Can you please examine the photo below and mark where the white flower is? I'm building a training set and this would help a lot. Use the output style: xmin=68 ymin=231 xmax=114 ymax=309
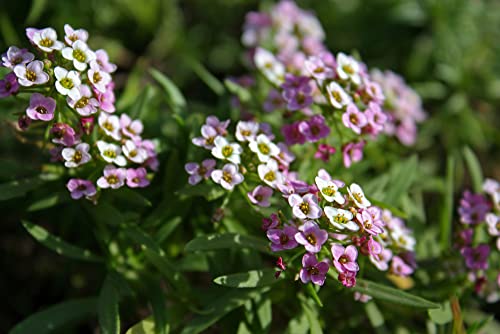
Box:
xmin=61 ymin=143 xmax=91 ymax=168
xmin=54 ymin=67 xmax=81 ymax=100
xmin=486 ymin=213 xmax=500 ymax=236
xmin=347 ymin=183 xmax=371 ymax=208
xmin=324 ymin=207 xmax=359 ymax=231
xmin=211 ymin=136 xmax=242 ymax=164
xmin=62 ymin=40 xmax=96 ymax=71
xmin=315 ymin=176 xmax=345 ymax=204
xmin=326 ymin=82 xmax=351 ymax=109
xmin=98 ymin=113 xmax=121 ymax=140
xmin=32 ymin=28 xmax=64 ymax=52
xmin=235 ymin=121 xmax=259 ymax=142
xmin=249 ymin=134 xmax=280 ymax=163
xmin=97 ymin=141 xmax=127 ymax=166
xmin=390 ymin=228 xmax=416 ymax=251
xmin=64 ymin=24 xmax=88 ymax=46
xmin=122 ymin=140 xmax=148 ymax=164
xmin=254 ymin=47 xmax=285 ymax=85
xmin=88 ymin=61 xmax=112 ymax=93
xmin=336 ymin=53 xmax=361 ymax=85
xmin=258 ymin=159 xmax=284 ymax=188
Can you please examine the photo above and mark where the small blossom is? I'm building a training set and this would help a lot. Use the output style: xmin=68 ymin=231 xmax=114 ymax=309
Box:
xmin=88 ymin=61 xmax=111 ymax=93
xmin=98 ymin=113 xmax=121 ymax=140
xmin=97 ymin=165 xmax=126 ymax=189
xmin=390 ymin=256 xmax=414 ymax=276
xmin=357 ymin=210 xmax=384 ymax=235
xmin=348 ymin=183 xmax=371 ymax=208
xmin=299 ymin=253 xmax=329 ymax=286
xmin=276 ymin=142 xmax=295 ymax=167
xmin=122 ymin=140 xmax=148 ymax=164
xmin=126 ymin=168 xmax=150 ymax=188
xmin=354 ymin=292 xmax=372 ymax=303
xmin=0 ymin=72 xmax=19 ymax=98
xmin=211 ymin=136 xmax=243 ymax=164
xmin=315 ymin=176 xmax=345 ymax=204
xmin=192 ymin=125 xmax=218 ymax=149
xmin=64 ymin=24 xmax=89 ymax=46
xmin=235 ymin=121 xmax=259 ymax=142
xmin=32 ymin=28 xmax=64 ymax=52
xmin=262 ymin=213 xmax=280 ymax=230
xmin=97 ymin=141 xmax=127 ymax=166
xmin=342 ymin=104 xmax=367 ymax=134
xmin=288 ymin=193 xmax=322 ymax=220
xmin=25 ymin=93 xmax=55 ymax=121
xmin=458 ymin=191 xmax=490 ymax=225
xmin=54 ymin=66 xmax=82 ymax=100
xmin=305 ymin=55 xmax=335 ymax=82
xmin=365 ymin=102 xmax=387 ymax=134
xmin=93 ymin=49 xmax=117 ymax=73
xmin=360 ymin=236 xmax=382 ymax=256
xmin=14 ymin=60 xmax=49 ymax=86
xmin=263 ymin=89 xmax=285 ymax=112
xmin=486 ymin=213 xmax=500 ymax=236
xmin=342 ymin=141 xmax=365 ymax=168
xmin=66 ymin=179 xmax=96 ymax=200
xmin=67 ymin=85 xmax=99 ymax=116
xmin=1 ymin=46 xmax=34 ymax=68
xmin=267 ymin=225 xmax=299 ymax=251
xmin=254 ymin=47 xmax=285 ymax=85
xmin=248 ymin=185 xmax=273 ymax=207
xmin=461 ymin=244 xmax=490 ymax=270
xmin=336 ymin=52 xmax=361 ymax=85
xmin=62 ymin=40 xmax=96 ymax=71
xmin=17 ymin=115 xmax=31 ymax=131
xmin=298 ymin=115 xmax=330 ymax=142
xmin=249 ymin=134 xmax=280 ymax=162
xmin=332 ymin=244 xmax=359 ymax=273
xmin=295 ymin=221 xmax=328 ymax=253
xmin=96 ymin=86 xmax=115 ymax=113
xmin=185 ymin=159 xmax=216 ymax=185
xmin=370 ymin=248 xmax=393 ymax=271
xmin=80 ymin=116 xmax=94 ymax=135
xmin=51 ymin=123 xmax=77 ymax=146
xmin=325 ymin=207 xmax=359 ymax=231
xmin=326 ymin=82 xmax=351 ymax=109
xmin=62 ymin=143 xmax=91 ymax=168
xmin=483 ymin=178 xmax=500 ymax=196
xmin=338 ymin=270 xmax=357 ymax=288
xmin=211 ymin=163 xmax=244 ymax=190
xmin=281 ymin=122 xmax=306 ymax=145
xmin=206 ymin=116 xmax=230 ymax=136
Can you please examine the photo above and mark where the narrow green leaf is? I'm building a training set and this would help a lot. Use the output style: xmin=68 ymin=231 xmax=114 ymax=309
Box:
xmin=300 ymin=298 xmax=323 ymax=334
xmin=146 ymin=280 xmax=169 ymax=334
xmin=98 ymin=273 xmax=121 ymax=334
xmin=25 ymin=0 xmax=48 ymax=24
xmin=187 ymin=59 xmax=225 ymax=96
xmin=126 ymin=317 xmax=155 ymax=334
xmin=22 ymin=221 xmax=102 ymax=262
xmin=10 ymin=298 xmax=97 ymax=334
xmin=112 ymin=187 xmax=152 ymax=208
xmin=463 ymin=146 xmax=483 ymax=193
xmin=185 ymin=233 xmax=270 ymax=253
xmin=0 ymin=176 xmax=44 ymax=201
xmin=128 ymin=85 xmax=156 ymax=120
xmin=224 ymin=79 xmax=251 ymax=103
xmin=255 ymin=297 xmax=272 ymax=332
xmin=365 ymin=301 xmax=386 ymax=330
xmin=177 ymin=183 xmax=225 ymax=201
xmin=150 ymin=68 xmax=186 ymax=110
xmin=428 ymin=301 xmax=452 ymax=325
xmin=155 ymin=216 xmax=182 ymax=243
xmin=351 ymin=278 xmax=439 ymax=309
xmin=305 ymin=283 xmax=323 ymax=308
xmin=440 ymin=155 xmax=455 ymax=252
xmin=383 ymin=155 xmax=418 ymax=205
xmin=214 ymin=269 xmax=278 ymax=288
xmin=27 ymin=192 xmax=68 ymax=212
xmin=367 ymin=197 xmax=408 ymax=219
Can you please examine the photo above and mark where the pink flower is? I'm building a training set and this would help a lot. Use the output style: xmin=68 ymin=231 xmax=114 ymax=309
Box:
xmin=97 ymin=165 xmax=126 ymax=189
xmin=206 ymin=116 xmax=230 ymax=136
xmin=126 ymin=168 xmax=150 ymax=188
xmin=80 ymin=116 xmax=95 ymax=135
xmin=64 ymin=24 xmax=88 ymax=46
xmin=314 ymin=143 xmax=336 ymax=162
xmin=356 ymin=210 xmax=384 ymax=235
xmin=185 ymin=159 xmax=216 ymax=185
xmin=342 ymin=141 xmax=365 ymax=168
xmin=14 ymin=60 xmax=49 ymax=86
xmin=338 ymin=270 xmax=357 ymax=288
xmin=120 ymin=114 xmax=143 ymax=139
xmin=95 ymin=86 xmax=116 ymax=113
xmin=390 ymin=256 xmax=414 ymax=276
xmin=93 ymin=49 xmax=117 ymax=73
xmin=267 ymin=225 xmax=299 ymax=251
xmin=360 ymin=236 xmax=382 ymax=256
xmin=262 ymin=213 xmax=280 ymax=230
xmin=282 ymin=122 xmax=306 ymax=146
xmin=66 ymin=179 xmax=96 ymax=200
xmin=192 ymin=125 xmax=218 ymax=149
xmin=295 ymin=221 xmax=328 ymax=253
xmin=342 ymin=104 xmax=367 ymax=134
xmin=211 ymin=163 xmax=244 ymax=190
xmin=247 ymin=185 xmax=273 ymax=207
xmin=304 ymin=55 xmax=335 ymax=82
xmin=354 ymin=292 xmax=372 ymax=303
xmin=51 ymin=123 xmax=78 ymax=146
xmin=26 ymin=93 xmax=55 ymax=121
xmin=331 ymin=244 xmax=359 ymax=273
xmin=461 ymin=244 xmax=490 ymax=270
xmin=288 ymin=193 xmax=322 ymax=220
xmin=370 ymin=248 xmax=393 ymax=271
xmin=299 ymin=253 xmax=329 ymax=286
xmin=263 ymin=89 xmax=285 ymax=112
xmin=364 ymin=102 xmax=387 ymax=134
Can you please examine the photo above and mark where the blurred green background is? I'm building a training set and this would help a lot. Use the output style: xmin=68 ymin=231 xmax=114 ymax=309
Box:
xmin=2 ymin=0 xmax=500 ymax=332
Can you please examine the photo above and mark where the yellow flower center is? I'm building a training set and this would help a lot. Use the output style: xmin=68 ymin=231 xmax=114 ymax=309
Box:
xmin=73 ymin=151 xmax=82 ymax=163
xmin=306 ymin=234 xmax=316 ymax=245
xmin=222 ymin=171 xmax=232 ymax=183
xmin=264 ymin=171 xmax=275 ymax=182
xmin=299 ymin=202 xmax=310 ymax=214
xmin=322 ymin=186 xmax=336 ymax=197
xmin=334 ymin=214 xmax=348 ymax=225
xmin=342 ymin=64 xmax=354 ymax=75
xmin=93 ymin=71 xmax=102 ymax=83
xmin=258 ymin=143 xmax=270 ymax=155
xmin=103 ymin=121 xmax=114 ymax=132
xmin=332 ymin=90 xmax=342 ymax=103
xmin=75 ymin=97 xmax=89 ymax=109
xmin=107 ymin=175 xmax=118 ymax=184
xmin=104 ymin=149 xmax=117 ymax=159
xmin=353 ymin=192 xmax=364 ymax=203
xmin=222 ymin=145 xmax=233 ymax=158
xmin=60 ymin=77 xmax=74 ymax=89
xmin=73 ymin=48 xmax=86 ymax=62
xmin=40 ymin=38 xmax=54 ymax=48
xmin=26 ymin=69 xmax=37 ymax=82
xmin=241 ymin=130 xmax=251 ymax=137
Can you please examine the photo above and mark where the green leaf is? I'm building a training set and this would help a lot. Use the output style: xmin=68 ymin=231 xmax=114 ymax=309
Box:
xmin=180 ymin=288 xmax=268 ymax=334
xmin=126 ymin=317 xmax=155 ymax=334
xmin=112 ymin=187 xmax=152 ymax=208
xmin=300 ymin=298 xmax=323 ymax=334
xmin=187 ymin=59 xmax=225 ymax=96
xmin=21 ymin=221 xmax=102 ymax=262
xmin=155 ymin=216 xmax=182 ymax=243
xmin=176 ymin=183 xmax=225 ymax=201
xmin=462 ymin=146 xmax=483 ymax=193
xmin=365 ymin=301 xmax=385 ymax=329
xmin=255 ymin=297 xmax=272 ymax=332
xmin=9 ymin=298 xmax=97 ymax=334
xmin=383 ymin=155 xmax=418 ymax=206
xmin=98 ymin=273 xmax=121 ymax=334
xmin=440 ymin=155 xmax=455 ymax=252
xmin=351 ymin=278 xmax=439 ymax=309
xmin=25 ymin=0 xmax=48 ymax=24
xmin=146 ymin=280 xmax=169 ymax=334
xmin=128 ymin=85 xmax=156 ymax=120
xmin=0 ymin=176 xmax=44 ymax=201
xmin=150 ymin=68 xmax=186 ymax=111
xmin=27 ymin=192 xmax=69 ymax=212
xmin=428 ymin=301 xmax=452 ymax=325
xmin=305 ymin=283 xmax=323 ymax=308
xmin=367 ymin=197 xmax=408 ymax=219
xmin=214 ymin=269 xmax=278 ymax=288
xmin=185 ymin=233 xmax=270 ymax=253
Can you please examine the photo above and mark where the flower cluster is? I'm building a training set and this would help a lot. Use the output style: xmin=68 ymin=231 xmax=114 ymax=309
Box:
xmin=0 ymin=25 xmax=158 ymax=201
xmin=455 ymin=179 xmax=500 ymax=302
xmin=235 ymin=0 xmax=425 ymax=168
xmin=263 ymin=169 xmax=416 ymax=287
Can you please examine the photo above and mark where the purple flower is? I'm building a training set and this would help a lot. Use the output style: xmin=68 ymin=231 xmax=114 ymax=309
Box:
xmin=120 ymin=114 xmax=143 ymax=139
xmin=342 ymin=104 xmax=367 ymax=134
xmin=66 ymin=179 xmax=97 ymax=200
xmin=282 ymin=122 xmax=306 ymax=146
xmin=281 ymin=74 xmax=313 ymax=111
xmin=14 ymin=60 xmax=49 ymax=86
xmin=299 ymin=253 xmax=329 ymax=286
xmin=295 ymin=221 xmax=328 ymax=253
xmin=17 ymin=115 xmax=31 ymax=131
xmin=461 ymin=244 xmax=490 ymax=270
xmin=67 ymin=85 xmax=99 ymax=116
xmin=95 ymin=86 xmax=116 ymax=113
xmin=390 ymin=256 xmax=414 ymax=276
xmin=211 ymin=163 xmax=244 ymax=190
xmin=97 ymin=165 xmax=126 ymax=189
xmin=314 ymin=144 xmax=336 ymax=162
xmin=25 ymin=93 xmax=56 ymax=121
xmin=458 ymin=191 xmax=491 ymax=225
xmin=0 ymin=73 xmax=19 ymax=98
xmin=126 ymin=168 xmax=150 ymax=188
xmin=185 ymin=159 xmax=216 ymax=185
xmin=281 ymin=74 xmax=312 ymax=93
xmin=338 ymin=270 xmax=357 ymax=288
xmin=365 ymin=102 xmax=387 ymax=134
xmin=206 ymin=116 xmax=230 ymax=136
xmin=80 ymin=116 xmax=95 ymax=135
xmin=64 ymin=24 xmax=89 ymax=46
xmin=331 ymin=244 xmax=359 ymax=273
xmin=298 ymin=115 xmax=330 ymax=142
xmin=356 ymin=210 xmax=384 ymax=236
xmin=262 ymin=213 xmax=280 ymax=230
xmin=267 ymin=225 xmax=299 ymax=251
xmin=370 ymin=248 xmax=393 ymax=271
xmin=51 ymin=123 xmax=78 ymax=146
xmin=1 ymin=46 xmax=34 ymax=68
xmin=304 ymin=55 xmax=335 ymax=81
xmin=456 ymin=228 xmax=474 ymax=248
xmin=248 ymin=185 xmax=273 ymax=207
xmin=192 ymin=125 xmax=218 ymax=149
xmin=361 ymin=236 xmax=382 ymax=256
xmin=288 ymin=193 xmax=322 ymax=220
xmin=263 ymin=89 xmax=285 ymax=112
xmin=342 ymin=141 xmax=365 ymax=168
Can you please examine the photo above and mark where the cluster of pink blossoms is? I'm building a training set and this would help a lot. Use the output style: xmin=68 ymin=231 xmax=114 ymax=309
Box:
xmin=238 ymin=0 xmax=425 ymax=168
xmin=0 ymin=25 xmax=158 ymax=201
xmin=455 ymin=179 xmax=500 ymax=303
xmin=263 ymin=169 xmax=416 ymax=288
